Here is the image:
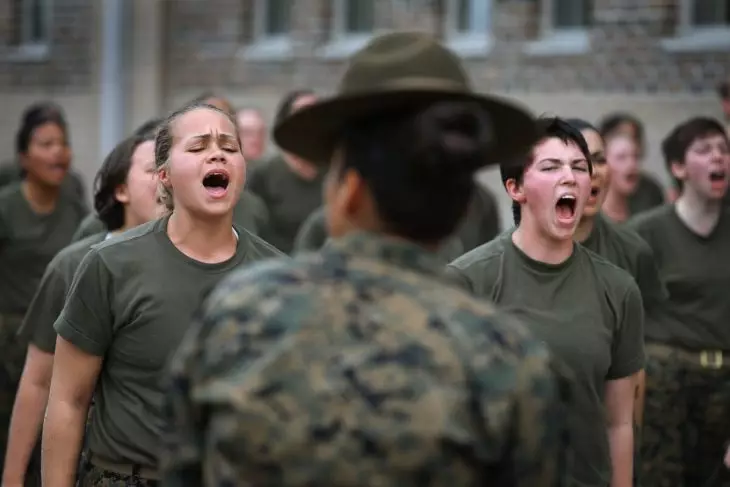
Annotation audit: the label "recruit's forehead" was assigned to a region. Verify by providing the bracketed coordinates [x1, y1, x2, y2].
[174, 108, 236, 139]
[532, 137, 586, 163]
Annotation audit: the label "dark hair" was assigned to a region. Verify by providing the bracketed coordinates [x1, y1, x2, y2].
[500, 117, 592, 225]
[566, 118, 599, 134]
[597, 112, 645, 154]
[337, 101, 493, 244]
[661, 117, 728, 191]
[15, 102, 68, 155]
[718, 80, 730, 100]
[94, 132, 156, 231]
[273, 89, 316, 128]
[134, 118, 163, 138]
[155, 102, 240, 211]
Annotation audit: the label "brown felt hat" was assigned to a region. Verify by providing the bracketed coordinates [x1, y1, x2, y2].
[273, 31, 537, 166]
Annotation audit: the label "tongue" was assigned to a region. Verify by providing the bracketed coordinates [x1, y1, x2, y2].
[556, 202, 573, 220]
[205, 186, 227, 197]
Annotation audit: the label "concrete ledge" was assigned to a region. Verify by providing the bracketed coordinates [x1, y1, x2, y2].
[524, 30, 590, 57]
[661, 29, 730, 53]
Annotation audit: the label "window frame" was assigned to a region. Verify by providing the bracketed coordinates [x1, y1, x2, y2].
[524, 0, 591, 57]
[443, 0, 493, 57]
[243, 0, 295, 61]
[318, 0, 376, 60]
[3, 0, 52, 61]
[661, 0, 730, 52]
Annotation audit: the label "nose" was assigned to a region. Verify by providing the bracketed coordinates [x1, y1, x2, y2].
[207, 147, 227, 164]
[560, 164, 578, 185]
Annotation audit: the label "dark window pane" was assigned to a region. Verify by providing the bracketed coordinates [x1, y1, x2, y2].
[692, 0, 730, 26]
[266, 0, 291, 35]
[553, 0, 591, 28]
[345, 0, 374, 33]
[456, 0, 471, 32]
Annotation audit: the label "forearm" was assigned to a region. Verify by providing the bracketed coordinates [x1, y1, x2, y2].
[607, 423, 633, 487]
[41, 398, 89, 487]
[2, 379, 50, 485]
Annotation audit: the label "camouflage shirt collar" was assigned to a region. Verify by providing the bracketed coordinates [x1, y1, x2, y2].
[326, 231, 444, 277]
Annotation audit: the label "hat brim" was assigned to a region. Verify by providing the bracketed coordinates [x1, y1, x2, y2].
[273, 90, 538, 167]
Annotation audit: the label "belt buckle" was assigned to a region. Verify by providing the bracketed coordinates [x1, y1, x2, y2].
[700, 350, 723, 369]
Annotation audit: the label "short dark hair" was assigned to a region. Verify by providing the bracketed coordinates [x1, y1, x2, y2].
[273, 89, 316, 128]
[597, 112, 646, 159]
[500, 117, 592, 225]
[94, 132, 156, 231]
[337, 101, 494, 244]
[566, 118, 599, 134]
[661, 117, 728, 191]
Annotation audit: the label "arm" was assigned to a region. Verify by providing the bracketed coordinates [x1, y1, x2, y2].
[443, 264, 474, 293]
[42, 338, 102, 487]
[605, 376, 636, 487]
[2, 346, 54, 487]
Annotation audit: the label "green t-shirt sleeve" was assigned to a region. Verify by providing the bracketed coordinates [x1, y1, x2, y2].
[19, 264, 67, 353]
[607, 282, 645, 380]
[53, 249, 114, 356]
[634, 242, 668, 312]
[444, 264, 474, 293]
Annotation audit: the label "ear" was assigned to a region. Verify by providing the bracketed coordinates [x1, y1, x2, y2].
[670, 160, 686, 182]
[114, 183, 130, 204]
[158, 166, 171, 189]
[505, 178, 526, 205]
[335, 168, 365, 217]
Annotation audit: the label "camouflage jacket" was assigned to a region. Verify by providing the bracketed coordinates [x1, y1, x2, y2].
[160, 232, 569, 487]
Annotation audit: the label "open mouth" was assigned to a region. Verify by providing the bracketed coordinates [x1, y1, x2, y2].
[202, 170, 230, 197]
[590, 186, 600, 198]
[555, 194, 577, 221]
[709, 170, 726, 182]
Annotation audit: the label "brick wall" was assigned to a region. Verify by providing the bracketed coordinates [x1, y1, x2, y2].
[0, 0, 96, 92]
[162, 0, 730, 96]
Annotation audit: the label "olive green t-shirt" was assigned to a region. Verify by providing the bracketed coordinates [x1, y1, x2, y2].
[293, 206, 464, 263]
[72, 213, 107, 243]
[247, 155, 323, 254]
[457, 184, 502, 252]
[446, 232, 645, 487]
[0, 183, 87, 314]
[54, 215, 283, 468]
[629, 204, 730, 350]
[628, 173, 664, 218]
[0, 162, 88, 204]
[582, 213, 667, 320]
[18, 232, 107, 353]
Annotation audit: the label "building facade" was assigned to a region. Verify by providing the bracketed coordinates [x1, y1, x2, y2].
[0, 0, 728, 220]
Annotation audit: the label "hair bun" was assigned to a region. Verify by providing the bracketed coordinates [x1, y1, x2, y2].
[413, 102, 494, 178]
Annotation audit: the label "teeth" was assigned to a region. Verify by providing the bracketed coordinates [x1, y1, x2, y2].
[560, 195, 576, 201]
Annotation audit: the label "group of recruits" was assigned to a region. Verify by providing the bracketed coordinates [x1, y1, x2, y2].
[0, 30, 728, 487]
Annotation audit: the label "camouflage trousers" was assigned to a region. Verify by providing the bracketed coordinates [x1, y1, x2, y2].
[78, 464, 159, 487]
[641, 342, 730, 487]
[0, 313, 29, 478]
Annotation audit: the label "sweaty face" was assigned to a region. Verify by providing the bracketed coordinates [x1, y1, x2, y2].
[581, 129, 609, 219]
[606, 136, 640, 196]
[514, 137, 591, 242]
[672, 132, 730, 201]
[21, 122, 71, 187]
[237, 111, 266, 161]
[161, 108, 245, 218]
[123, 141, 164, 227]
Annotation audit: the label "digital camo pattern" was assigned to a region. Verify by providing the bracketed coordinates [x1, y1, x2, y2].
[641, 344, 730, 487]
[160, 232, 570, 487]
[78, 465, 158, 486]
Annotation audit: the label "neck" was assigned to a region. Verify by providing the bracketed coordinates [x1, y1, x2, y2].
[166, 209, 237, 263]
[601, 189, 629, 223]
[574, 215, 595, 243]
[284, 154, 318, 180]
[675, 190, 722, 236]
[21, 179, 59, 214]
[512, 220, 574, 265]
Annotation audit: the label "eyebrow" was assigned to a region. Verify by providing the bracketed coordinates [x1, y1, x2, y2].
[186, 133, 238, 143]
[537, 157, 588, 164]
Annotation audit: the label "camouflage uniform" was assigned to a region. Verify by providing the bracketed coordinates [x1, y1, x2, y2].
[160, 232, 570, 487]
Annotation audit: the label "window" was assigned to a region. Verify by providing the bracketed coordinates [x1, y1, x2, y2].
[549, 0, 591, 30]
[341, 0, 375, 35]
[662, 0, 730, 52]
[690, 0, 730, 27]
[444, 0, 492, 56]
[245, 0, 293, 61]
[11, 0, 50, 48]
[319, 0, 375, 59]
